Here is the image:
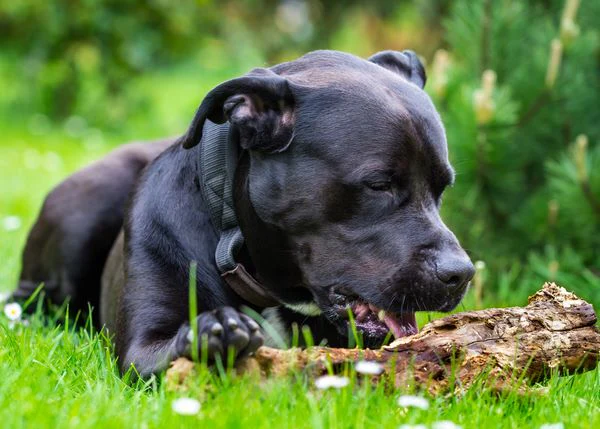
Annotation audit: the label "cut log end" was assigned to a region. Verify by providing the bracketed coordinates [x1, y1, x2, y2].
[167, 282, 600, 394]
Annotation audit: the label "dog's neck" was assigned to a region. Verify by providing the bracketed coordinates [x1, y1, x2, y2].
[233, 151, 315, 306]
[195, 121, 313, 308]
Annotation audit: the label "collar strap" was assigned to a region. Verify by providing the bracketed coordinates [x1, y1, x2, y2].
[198, 121, 279, 308]
[222, 264, 279, 307]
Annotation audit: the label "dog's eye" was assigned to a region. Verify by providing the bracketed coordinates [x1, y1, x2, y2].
[366, 181, 392, 192]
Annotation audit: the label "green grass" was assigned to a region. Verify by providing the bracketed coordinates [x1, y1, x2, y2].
[1, 307, 599, 428]
[1, 72, 599, 428]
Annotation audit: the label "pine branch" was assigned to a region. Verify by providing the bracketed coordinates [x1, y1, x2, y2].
[480, 0, 492, 74]
[581, 181, 600, 219]
[516, 90, 551, 128]
[478, 94, 566, 131]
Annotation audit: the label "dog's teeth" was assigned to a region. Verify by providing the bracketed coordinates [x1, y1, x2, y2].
[211, 323, 224, 336]
[378, 310, 386, 321]
[227, 318, 238, 329]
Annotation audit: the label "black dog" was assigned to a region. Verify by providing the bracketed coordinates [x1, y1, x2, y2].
[15, 50, 474, 377]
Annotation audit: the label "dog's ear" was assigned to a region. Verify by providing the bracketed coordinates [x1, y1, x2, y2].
[368, 50, 426, 89]
[180, 68, 295, 152]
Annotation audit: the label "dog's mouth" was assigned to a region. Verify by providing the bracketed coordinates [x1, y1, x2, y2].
[328, 290, 418, 341]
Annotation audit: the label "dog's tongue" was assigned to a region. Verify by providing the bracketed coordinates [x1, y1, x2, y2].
[368, 304, 418, 338]
[383, 311, 418, 338]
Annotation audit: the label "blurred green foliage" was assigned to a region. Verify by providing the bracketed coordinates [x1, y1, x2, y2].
[0, 0, 598, 307]
[1, 0, 448, 125]
[435, 0, 600, 305]
[1, 0, 223, 122]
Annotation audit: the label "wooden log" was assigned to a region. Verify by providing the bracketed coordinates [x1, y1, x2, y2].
[167, 283, 600, 394]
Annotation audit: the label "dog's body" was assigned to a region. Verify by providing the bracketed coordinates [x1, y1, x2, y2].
[15, 50, 474, 377]
[15, 140, 174, 324]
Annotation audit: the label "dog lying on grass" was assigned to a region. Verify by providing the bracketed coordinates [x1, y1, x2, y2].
[15, 50, 474, 377]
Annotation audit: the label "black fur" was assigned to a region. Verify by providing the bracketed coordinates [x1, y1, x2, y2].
[15, 50, 474, 377]
[15, 140, 173, 324]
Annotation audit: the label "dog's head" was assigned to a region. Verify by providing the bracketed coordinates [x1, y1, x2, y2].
[181, 50, 474, 346]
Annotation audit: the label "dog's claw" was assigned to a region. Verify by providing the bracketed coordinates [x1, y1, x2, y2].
[228, 328, 250, 350]
[226, 317, 238, 330]
[247, 320, 259, 332]
[240, 313, 260, 332]
[211, 323, 224, 336]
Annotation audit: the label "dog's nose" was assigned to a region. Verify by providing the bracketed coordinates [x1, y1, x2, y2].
[435, 255, 475, 290]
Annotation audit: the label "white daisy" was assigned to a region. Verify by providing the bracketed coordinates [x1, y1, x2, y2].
[397, 395, 429, 410]
[4, 302, 22, 321]
[314, 375, 350, 390]
[540, 424, 564, 429]
[171, 397, 201, 416]
[355, 360, 384, 375]
[432, 421, 462, 429]
[2, 216, 22, 232]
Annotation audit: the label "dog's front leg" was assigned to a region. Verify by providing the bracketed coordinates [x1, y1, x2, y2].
[119, 306, 264, 377]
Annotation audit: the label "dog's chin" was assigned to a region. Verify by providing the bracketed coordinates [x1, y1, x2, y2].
[323, 292, 419, 348]
[435, 291, 468, 313]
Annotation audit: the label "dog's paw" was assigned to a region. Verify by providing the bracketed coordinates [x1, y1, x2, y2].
[178, 307, 263, 361]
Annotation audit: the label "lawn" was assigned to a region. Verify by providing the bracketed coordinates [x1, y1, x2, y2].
[1, 71, 599, 429]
